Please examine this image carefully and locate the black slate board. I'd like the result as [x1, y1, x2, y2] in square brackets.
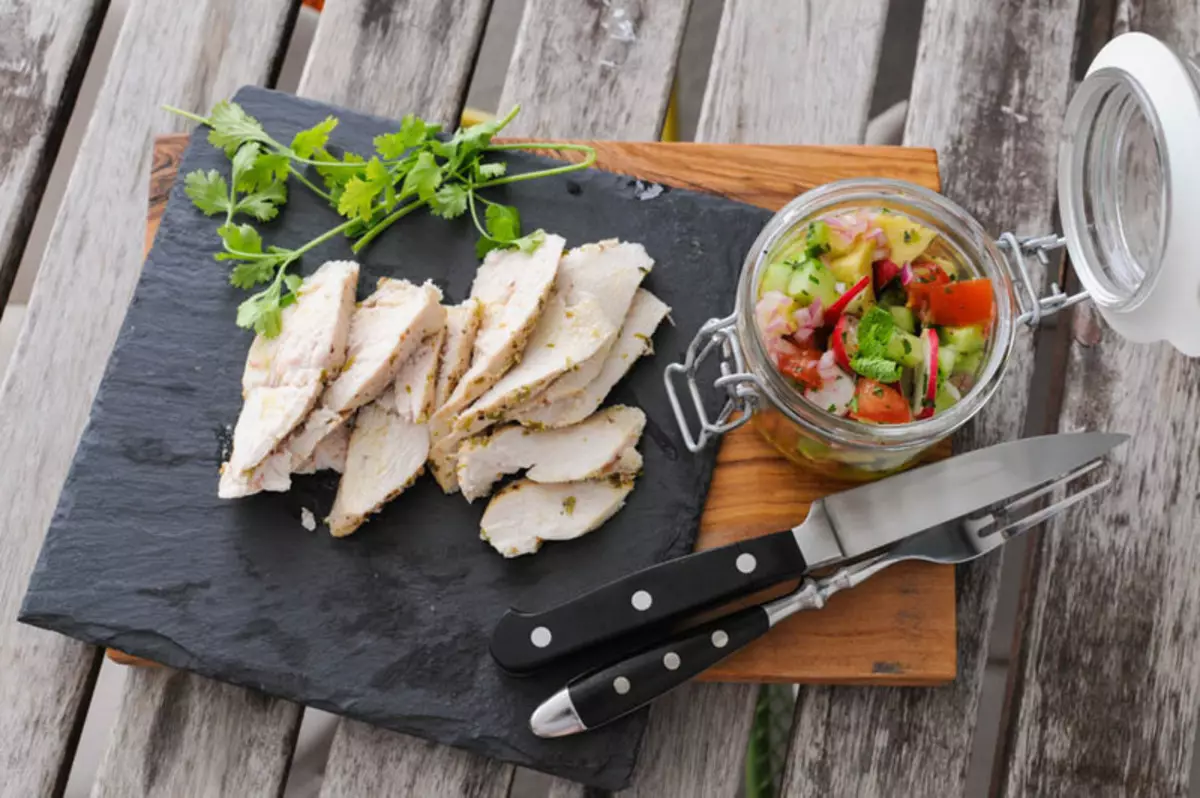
[20, 86, 771, 789]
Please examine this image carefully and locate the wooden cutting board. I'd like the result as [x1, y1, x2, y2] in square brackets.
[115, 134, 954, 685]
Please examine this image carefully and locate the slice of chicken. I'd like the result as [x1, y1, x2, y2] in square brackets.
[479, 477, 635, 558]
[456, 405, 645, 501]
[327, 395, 429, 537]
[516, 240, 651, 412]
[322, 278, 445, 414]
[509, 289, 670, 429]
[430, 236, 563, 435]
[434, 299, 483, 410]
[294, 420, 351, 474]
[219, 260, 358, 498]
[393, 328, 444, 423]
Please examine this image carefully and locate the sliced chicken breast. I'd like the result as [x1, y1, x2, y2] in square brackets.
[517, 240, 651, 411]
[434, 299, 483, 410]
[294, 420, 351, 474]
[456, 294, 616, 438]
[219, 260, 358, 498]
[509, 289, 670, 429]
[431, 236, 563, 433]
[456, 405, 645, 501]
[393, 329, 443, 423]
[480, 477, 635, 558]
[322, 278, 445, 414]
[327, 396, 429, 538]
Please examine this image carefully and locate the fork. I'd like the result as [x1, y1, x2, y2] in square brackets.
[530, 458, 1111, 737]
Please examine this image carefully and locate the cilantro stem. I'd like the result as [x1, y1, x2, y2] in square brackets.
[163, 105, 209, 125]
[476, 143, 597, 188]
[288, 166, 332, 202]
[351, 199, 428, 253]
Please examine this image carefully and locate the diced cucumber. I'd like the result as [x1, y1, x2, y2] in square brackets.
[941, 325, 986, 353]
[934, 382, 962, 413]
[786, 258, 840, 307]
[885, 329, 922, 368]
[804, 221, 831, 258]
[889, 306, 916, 333]
[760, 261, 794, 295]
[938, 346, 957, 378]
[953, 349, 983, 376]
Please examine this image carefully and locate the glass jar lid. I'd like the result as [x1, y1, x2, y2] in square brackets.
[1058, 33, 1200, 354]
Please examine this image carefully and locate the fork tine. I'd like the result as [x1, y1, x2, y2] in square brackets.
[994, 457, 1106, 518]
[990, 474, 1113, 542]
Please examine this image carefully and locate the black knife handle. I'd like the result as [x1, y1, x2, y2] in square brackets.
[490, 529, 804, 672]
[568, 605, 770, 732]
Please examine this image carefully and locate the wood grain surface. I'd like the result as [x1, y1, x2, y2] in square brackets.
[298, 0, 491, 123]
[0, 0, 107, 313]
[133, 133, 955, 689]
[698, 0, 891, 144]
[780, 0, 1085, 794]
[0, 1, 302, 796]
[496, 0, 692, 139]
[998, 5, 1200, 795]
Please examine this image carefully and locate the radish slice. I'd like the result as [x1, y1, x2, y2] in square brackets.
[825, 276, 870, 324]
[805, 359, 856, 415]
[831, 315, 859, 372]
[899, 263, 914, 286]
[874, 259, 902, 291]
[912, 328, 939, 419]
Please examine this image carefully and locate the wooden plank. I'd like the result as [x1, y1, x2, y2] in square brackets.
[998, 6, 1200, 795]
[92, 668, 301, 797]
[294, 4, 506, 796]
[0, 0, 106, 315]
[319, 720, 513, 798]
[697, 0, 890, 144]
[0, 1, 300, 796]
[496, 0, 692, 139]
[779, 0, 1084, 794]
[299, 0, 492, 124]
[132, 133, 954, 686]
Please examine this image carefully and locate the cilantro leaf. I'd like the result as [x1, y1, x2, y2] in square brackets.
[401, 151, 443, 200]
[229, 259, 278, 289]
[365, 158, 396, 211]
[230, 142, 261, 185]
[290, 116, 338, 158]
[429, 184, 468, 219]
[237, 281, 286, 337]
[856, 306, 895, 358]
[374, 114, 434, 159]
[184, 169, 231, 215]
[217, 222, 264, 257]
[237, 152, 290, 192]
[513, 228, 546, 254]
[235, 181, 288, 222]
[476, 236, 503, 259]
[338, 176, 382, 222]
[485, 202, 521, 242]
[476, 161, 507, 180]
[206, 101, 270, 156]
[850, 355, 903, 383]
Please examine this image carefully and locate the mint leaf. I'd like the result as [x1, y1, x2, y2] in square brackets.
[290, 116, 338, 158]
[184, 169, 231, 215]
[856, 306, 895, 358]
[401, 151, 443, 200]
[235, 181, 288, 222]
[850, 355, 903, 383]
[206, 101, 269, 156]
[484, 202, 521, 242]
[429, 184, 468, 219]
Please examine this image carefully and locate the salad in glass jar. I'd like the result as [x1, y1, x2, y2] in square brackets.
[754, 207, 995, 425]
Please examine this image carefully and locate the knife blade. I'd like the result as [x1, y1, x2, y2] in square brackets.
[490, 432, 1124, 673]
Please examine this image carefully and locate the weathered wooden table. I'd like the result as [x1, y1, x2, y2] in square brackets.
[1, 1, 1197, 795]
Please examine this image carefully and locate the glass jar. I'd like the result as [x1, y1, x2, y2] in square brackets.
[664, 33, 1200, 479]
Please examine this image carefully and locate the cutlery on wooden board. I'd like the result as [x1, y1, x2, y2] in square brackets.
[491, 432, 1127, 674]
[530, 442, 1123, 737]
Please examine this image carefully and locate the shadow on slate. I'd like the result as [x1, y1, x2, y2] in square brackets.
[19, 86, 771, 790]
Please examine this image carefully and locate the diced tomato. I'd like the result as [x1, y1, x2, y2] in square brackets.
[911, 261, 950, 285]
[851, 379, 913, 424]
[776, 345, 824, 391]
[908, 279, 995, 326]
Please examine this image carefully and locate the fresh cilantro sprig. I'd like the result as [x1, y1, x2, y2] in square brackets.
[850, 306, 903, 382]
[167, 101, 596, 337]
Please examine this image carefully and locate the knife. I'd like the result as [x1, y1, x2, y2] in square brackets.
[490, 432, 1124, 673]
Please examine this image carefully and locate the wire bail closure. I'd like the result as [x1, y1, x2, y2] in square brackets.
[996, 232, 1090, 326]
[664, 314, 762, 452]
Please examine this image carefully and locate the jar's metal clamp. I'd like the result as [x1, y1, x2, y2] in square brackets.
[997, 233, 1090, 326]
[666, 234, 1091, 453]
[664, 313, 761, 452]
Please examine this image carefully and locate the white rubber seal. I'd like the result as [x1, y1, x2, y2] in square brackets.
[1059, 33, 1200, 354]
